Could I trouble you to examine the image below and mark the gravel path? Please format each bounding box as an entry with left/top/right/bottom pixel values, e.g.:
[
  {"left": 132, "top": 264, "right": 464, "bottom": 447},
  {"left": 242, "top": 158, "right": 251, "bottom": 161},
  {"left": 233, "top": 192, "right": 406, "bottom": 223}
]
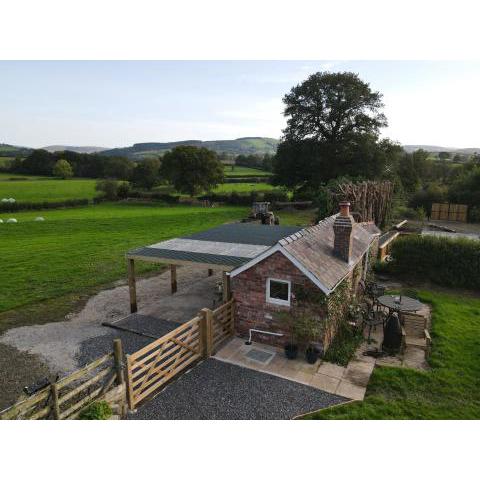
[
  {"left": 77, "top": 315, "right": 180, "bottom": 366},
  {"left": 128, "top": 358, "right": 347, "bottom": 420}
]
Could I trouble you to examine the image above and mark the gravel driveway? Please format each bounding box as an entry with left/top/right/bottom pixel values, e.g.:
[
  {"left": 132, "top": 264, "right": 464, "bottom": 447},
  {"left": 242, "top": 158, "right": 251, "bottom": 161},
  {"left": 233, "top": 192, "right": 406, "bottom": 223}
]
[
  {"left": 77, "top": 314, "right": 180, "bottom": 366},
  {"left": 128, "top": 358, "right": 347, "bottom": 420}
]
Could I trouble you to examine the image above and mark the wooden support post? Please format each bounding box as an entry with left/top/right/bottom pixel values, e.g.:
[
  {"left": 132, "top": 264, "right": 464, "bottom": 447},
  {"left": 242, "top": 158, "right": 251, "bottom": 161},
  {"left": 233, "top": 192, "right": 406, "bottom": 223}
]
[
  {"left": 113, "top": 339, "right": 125, "bottom": 385},
  {"left": 125, "top": 354, "right": 135, "bottom": 411},
  {"left": 127, "top": 258, "right": 137, "bottom": 313},
  {"left": 208, "top": 268, "right": 213, "bottom": 277},
  {"left": 200, "top": 308, "right": 213, "bottom": 357},
  {"left": 50, "top": 383, "right": 60, "bottom": 420},
  {"left": 170, "top": 264, "right": 177, "bottom": 294},
  {"left": 222, "top": 271, "right": 231, "bottom": 302}
]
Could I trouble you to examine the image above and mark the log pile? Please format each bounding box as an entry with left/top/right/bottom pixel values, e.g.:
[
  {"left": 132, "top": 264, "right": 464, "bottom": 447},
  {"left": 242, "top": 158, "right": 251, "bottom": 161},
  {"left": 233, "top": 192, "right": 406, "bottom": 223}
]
[{"left": 330, "top": 180, "right": 393, "bottom": 226}]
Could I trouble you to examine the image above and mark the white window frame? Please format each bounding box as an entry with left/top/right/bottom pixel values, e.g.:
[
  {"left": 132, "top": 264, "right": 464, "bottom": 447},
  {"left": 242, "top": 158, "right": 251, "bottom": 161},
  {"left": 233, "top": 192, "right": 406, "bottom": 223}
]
[{"left": 266, "top": 277, "right": 291, "bottom": 306}]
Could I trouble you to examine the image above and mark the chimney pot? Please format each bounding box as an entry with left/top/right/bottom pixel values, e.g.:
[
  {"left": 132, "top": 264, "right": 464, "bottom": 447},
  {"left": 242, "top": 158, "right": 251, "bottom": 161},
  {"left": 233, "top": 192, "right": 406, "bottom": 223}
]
[{"left": 339, "top": 201, "right": 350, "bottom": 217}]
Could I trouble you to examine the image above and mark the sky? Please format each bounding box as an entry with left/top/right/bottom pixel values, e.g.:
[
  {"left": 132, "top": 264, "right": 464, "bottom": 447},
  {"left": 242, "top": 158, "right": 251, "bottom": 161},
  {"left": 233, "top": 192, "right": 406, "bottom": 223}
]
[{"left": 0, "top": 60, "right": 479, "bottom": 149}]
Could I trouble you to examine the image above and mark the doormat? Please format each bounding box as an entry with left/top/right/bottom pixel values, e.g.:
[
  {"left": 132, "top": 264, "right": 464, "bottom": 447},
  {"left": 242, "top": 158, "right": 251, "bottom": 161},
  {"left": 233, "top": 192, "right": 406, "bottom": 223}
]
[{"left": 245, "top": 348, "right": 275, "bottom": 365}]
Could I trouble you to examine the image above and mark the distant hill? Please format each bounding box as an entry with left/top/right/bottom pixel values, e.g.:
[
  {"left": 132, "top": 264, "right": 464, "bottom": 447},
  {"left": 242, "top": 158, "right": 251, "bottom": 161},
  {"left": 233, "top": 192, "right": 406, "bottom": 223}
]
[
  {"left": 403, "top": 145, "right": 480, "bottom": 154},
  {"left": 0, "top": 143, "right": 32, "bottom": 157},
  {"left": 42, "top": 145, "right": 109, "bottom": 154},
  {"left": 100, "top": 137, "right": 279, "bottom": 160}
]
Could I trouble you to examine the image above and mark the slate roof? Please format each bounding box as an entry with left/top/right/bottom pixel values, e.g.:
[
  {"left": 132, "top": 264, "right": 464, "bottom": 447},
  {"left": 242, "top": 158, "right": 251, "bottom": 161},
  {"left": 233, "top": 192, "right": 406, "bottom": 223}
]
[{"left": 278, "top": 215, "right": 379, "bottom": 291}]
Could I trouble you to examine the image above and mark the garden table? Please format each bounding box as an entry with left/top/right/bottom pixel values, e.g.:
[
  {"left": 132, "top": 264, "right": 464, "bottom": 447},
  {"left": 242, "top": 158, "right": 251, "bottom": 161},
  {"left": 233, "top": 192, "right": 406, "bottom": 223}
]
[{"left": 377, "top": 295, "right": 424, "bottom": 313}]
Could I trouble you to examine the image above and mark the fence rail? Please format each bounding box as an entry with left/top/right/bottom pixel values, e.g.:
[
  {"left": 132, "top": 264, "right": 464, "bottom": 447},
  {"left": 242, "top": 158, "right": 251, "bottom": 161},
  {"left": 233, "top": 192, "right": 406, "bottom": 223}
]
[
  {"left": 212, "top": 299, "right": 235, "bottom": 350},
  {"left": 0, "top": 340, "right": 125, "bottom": 420}
]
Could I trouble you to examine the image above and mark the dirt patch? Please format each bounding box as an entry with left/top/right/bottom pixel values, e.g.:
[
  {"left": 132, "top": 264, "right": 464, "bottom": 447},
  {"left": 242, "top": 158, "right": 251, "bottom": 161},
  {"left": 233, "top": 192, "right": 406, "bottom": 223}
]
[
  {"left": 0, "top": 265, "right": 221, "bottom": 378},
  {"left": 0, "top": 343, "right": 51, "bottom": 411}
]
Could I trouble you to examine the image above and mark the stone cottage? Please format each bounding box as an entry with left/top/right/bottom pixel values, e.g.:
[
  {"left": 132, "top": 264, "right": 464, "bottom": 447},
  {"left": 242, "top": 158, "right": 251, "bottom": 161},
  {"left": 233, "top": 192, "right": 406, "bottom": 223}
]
[{"left": 229, "top": 202, "right": 380, "bottom": 352}]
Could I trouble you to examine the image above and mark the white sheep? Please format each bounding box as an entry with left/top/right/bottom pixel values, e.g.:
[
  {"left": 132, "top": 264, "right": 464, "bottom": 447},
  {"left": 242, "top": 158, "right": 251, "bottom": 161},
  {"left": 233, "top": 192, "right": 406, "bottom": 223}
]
[
  {"left": 35, "top": 217, "right": 45, "bottom": 222},
  {"left": 6, "top": 218, "right": 17, "bottom": 223}
]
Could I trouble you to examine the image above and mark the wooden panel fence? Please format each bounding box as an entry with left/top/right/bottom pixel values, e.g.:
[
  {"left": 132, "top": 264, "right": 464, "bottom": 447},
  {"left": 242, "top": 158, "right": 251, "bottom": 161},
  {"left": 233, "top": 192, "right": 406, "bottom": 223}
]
[
  {"left": 431, "top": 203, "right": 468, "bottom": 222},
  {"left": 0, "top": 339, "right": 125, "bottom": 420}
]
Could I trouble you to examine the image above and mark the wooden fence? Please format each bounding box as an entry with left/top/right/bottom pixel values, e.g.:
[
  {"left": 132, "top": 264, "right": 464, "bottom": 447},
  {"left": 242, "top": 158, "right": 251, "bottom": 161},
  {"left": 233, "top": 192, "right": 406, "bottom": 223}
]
[
  {"left": 126, "top": 299, "right": 235, "bottom": 409},
  {"left": 211, "top": 299, "right": 235, "bottom": 350},
  {"left": 0, "top": 340, "right": 125, "bottom": 420},
  {"left": 431, "top": 203, "right": 468, "bottom": 222}
]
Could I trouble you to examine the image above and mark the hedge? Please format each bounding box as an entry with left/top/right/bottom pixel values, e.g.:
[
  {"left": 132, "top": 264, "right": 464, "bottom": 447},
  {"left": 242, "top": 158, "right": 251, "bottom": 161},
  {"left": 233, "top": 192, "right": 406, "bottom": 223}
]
[
  {"left": 0, "top": 198, "right": 90, "bottom": 212},
  {"left": 388, "top": 234, "right": 480, "bottom": 290},
  {"left": 199, "top": 189, "right": 288, "bottom": 206}
]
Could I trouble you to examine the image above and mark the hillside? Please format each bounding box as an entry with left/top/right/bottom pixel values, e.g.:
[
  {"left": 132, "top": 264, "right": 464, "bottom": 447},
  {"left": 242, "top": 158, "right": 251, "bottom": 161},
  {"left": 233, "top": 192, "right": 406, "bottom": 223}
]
[
  {"left": 42, "top": 145, "right": 109, "bottom": 154},
  {"left": 403, "top": 144, "right": 480, "bottom": 154},
  {"left": 0, "top": 143, "right": 32, "bottom": 157},
  {"left": 100, "top": 137, "right": 279, "bottom": 159}
]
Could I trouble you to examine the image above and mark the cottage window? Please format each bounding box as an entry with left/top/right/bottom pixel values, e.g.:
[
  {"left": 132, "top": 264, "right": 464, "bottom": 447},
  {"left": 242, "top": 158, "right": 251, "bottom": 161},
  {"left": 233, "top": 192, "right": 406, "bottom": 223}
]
[{"left": 266, "top": 278, "right": 291, "bottom": 306}]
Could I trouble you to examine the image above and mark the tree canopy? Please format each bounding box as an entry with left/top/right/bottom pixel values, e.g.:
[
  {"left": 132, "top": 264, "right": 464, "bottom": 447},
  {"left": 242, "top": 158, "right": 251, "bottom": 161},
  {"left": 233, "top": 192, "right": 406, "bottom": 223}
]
[
  {"left": 160, "top": 146, "right": 224, "bottom": 196},
  {"left": 52, "top": 159, "right": 73, "bottom": 179},
  {"left": 273, "top": 71, "right": 395, "bottom": 189}
]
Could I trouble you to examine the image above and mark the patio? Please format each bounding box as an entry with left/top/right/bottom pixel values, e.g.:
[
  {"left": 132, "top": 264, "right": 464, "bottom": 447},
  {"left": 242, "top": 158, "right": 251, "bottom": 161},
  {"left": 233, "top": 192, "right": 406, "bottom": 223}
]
[{"left": 214, "top": 336, "right": 375, "bottom": 400}]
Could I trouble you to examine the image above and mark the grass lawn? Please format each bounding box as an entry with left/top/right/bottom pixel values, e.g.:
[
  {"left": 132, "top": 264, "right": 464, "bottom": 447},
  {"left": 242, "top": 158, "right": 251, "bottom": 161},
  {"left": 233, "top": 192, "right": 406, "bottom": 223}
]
[
  {"left": 274, "top": 209, "right": 316, "bottom": 226},
  {"left": 0, "top": 178, "right": 97, "bottom": 202},
  {"left": 223, "top": 166, "right": 271, "bottom": 178},
  {"left": 0, "top": 203, "right": 247, "bottom": 320},
  {"left": 304, "top": 289, "right": 480, "bottom": 419},
  {"left": 213, "top": 182, "right": 275, "bottom": 193}
]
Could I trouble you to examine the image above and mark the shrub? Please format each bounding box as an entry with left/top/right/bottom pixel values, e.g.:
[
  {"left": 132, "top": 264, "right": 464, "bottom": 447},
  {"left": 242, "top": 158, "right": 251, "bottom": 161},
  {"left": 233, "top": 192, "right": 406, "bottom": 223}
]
[
  {"left": 0, "top": 198, "right": 89, "bottom": 212},
  {"left": 96, "top": 179, "right": 120, "bottom": 200},
  {"left": 78, "top": 400, "right": 112, "bottom": 420},
  {"left": 117, "top": 181, "right": 131, "bottom": 199},
  {"left": 322, "top": 321, "right": 363, "bottom": 366},
  {"left": 388, "top": 235, "right": 480, "bottom": 290}
]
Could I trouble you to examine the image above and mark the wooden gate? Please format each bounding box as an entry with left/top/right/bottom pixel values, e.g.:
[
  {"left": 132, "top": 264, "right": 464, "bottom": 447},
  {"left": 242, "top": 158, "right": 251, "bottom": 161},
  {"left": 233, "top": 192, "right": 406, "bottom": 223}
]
[
  {"left": 125, "top": 299, "right": 235, "bottom": 409},
  {"left": 126, "top": 316, "right": 203, "bottom": 409}
]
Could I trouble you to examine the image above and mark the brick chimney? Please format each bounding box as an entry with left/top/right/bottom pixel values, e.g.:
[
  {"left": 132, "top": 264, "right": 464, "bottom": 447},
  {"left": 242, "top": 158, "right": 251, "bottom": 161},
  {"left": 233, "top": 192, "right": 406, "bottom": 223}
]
[{"left": 333, "top": 201, "right": 355, "bottom": 263}]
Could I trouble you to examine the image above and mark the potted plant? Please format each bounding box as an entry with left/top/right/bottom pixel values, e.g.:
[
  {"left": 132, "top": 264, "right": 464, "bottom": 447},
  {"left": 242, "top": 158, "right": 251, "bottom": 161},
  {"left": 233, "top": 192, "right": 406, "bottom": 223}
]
[
  {"left": 277, "top": 312, "right": 299, "bottom": 360},
  {"left": 305, "top": 343, "right": 320, "bottom": 364},
  {"left": 294, "top": 313, "right": 321, "bottom": 364}
]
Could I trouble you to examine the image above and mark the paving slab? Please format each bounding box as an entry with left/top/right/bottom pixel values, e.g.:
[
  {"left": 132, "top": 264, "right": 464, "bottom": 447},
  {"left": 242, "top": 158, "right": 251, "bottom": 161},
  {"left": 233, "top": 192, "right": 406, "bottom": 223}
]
[
  {"left": 336, "top": 380, "right": 366, "bottom": 401},
  {"left": 309, "top": 374, "right": 341, "bottom": 394},
  {"left": 316, "top": 362, "right": 346, "bottom": 379}
]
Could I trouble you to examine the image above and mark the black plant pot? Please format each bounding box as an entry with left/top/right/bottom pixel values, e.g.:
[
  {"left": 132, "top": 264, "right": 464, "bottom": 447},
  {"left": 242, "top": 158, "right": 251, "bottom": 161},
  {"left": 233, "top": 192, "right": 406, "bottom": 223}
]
[
  {"left": 284, "top": 343, "right": 298, "bottom": 360},
  {"left": 305, "top": 347, "right": 319, "bottom": 364}
]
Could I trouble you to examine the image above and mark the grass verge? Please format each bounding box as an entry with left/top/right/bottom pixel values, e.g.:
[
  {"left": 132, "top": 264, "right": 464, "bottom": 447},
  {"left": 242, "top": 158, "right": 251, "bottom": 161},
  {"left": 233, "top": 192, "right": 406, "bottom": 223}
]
[{"left": 302, "top": 289, "right": 480, "bottom": 419}]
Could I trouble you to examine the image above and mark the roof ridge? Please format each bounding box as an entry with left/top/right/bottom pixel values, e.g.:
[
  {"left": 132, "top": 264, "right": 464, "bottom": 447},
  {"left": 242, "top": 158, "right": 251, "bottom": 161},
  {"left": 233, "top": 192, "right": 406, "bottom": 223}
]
[{"left": 277, "top": 214, "right": 336, "bottom": 246}]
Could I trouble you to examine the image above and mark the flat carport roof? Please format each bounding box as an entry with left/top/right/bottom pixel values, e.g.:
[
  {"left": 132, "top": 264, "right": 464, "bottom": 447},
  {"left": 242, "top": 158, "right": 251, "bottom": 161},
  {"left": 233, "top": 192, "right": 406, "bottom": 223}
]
[
  {"left": 126, "top": 223, "right": 301, "bottom": 269},
  {"left": 125, "top": 223, "right": 301, "bottom": 313}
]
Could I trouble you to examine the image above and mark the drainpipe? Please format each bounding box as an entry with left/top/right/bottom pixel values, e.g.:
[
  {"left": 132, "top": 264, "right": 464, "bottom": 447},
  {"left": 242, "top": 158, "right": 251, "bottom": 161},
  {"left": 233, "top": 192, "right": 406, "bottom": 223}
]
[{"left": 245, "top": 329, "right": 284, "bottom": 345}]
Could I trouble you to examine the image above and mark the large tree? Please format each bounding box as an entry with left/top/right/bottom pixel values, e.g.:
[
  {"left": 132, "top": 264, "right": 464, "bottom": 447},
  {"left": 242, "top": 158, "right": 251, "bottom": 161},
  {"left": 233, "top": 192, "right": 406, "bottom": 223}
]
[
  {"left": 273, "top": 71, "right": 392, "bottom": 189},
  {"left": 160, "top": 146, "right": 224, "bottom": 196}
]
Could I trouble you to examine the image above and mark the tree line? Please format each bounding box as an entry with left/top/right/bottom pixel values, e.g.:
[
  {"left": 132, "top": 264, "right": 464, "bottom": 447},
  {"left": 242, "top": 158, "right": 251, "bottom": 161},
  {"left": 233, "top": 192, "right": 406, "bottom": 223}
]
[{"left": 269, "top": 70, "right": 480, "bottom": 222}]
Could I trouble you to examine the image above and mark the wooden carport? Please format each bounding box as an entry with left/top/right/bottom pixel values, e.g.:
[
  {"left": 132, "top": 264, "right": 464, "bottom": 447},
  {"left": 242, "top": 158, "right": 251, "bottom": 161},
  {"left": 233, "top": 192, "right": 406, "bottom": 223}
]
[{"left": 125, "top": 223, "right": 301, "bottom": 314}]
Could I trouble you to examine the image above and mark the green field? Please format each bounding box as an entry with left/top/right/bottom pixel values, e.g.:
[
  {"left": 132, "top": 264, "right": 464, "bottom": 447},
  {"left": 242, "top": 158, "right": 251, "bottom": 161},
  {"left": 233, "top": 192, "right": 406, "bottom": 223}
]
[
  {"left": 0, "top": 177, "right": 97, "bottom": 202},
  {"left": 213, "top": 182, "right": 275, "bottom": 193},
  {"left": 223, "top": 166, "right": 271, "bottom": 178},
  {"left": 304, "top": 289, "right": 480, "bottom": 419},
  {"left": 0, "top": 203, "right": 248, "bottom": 317}
]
